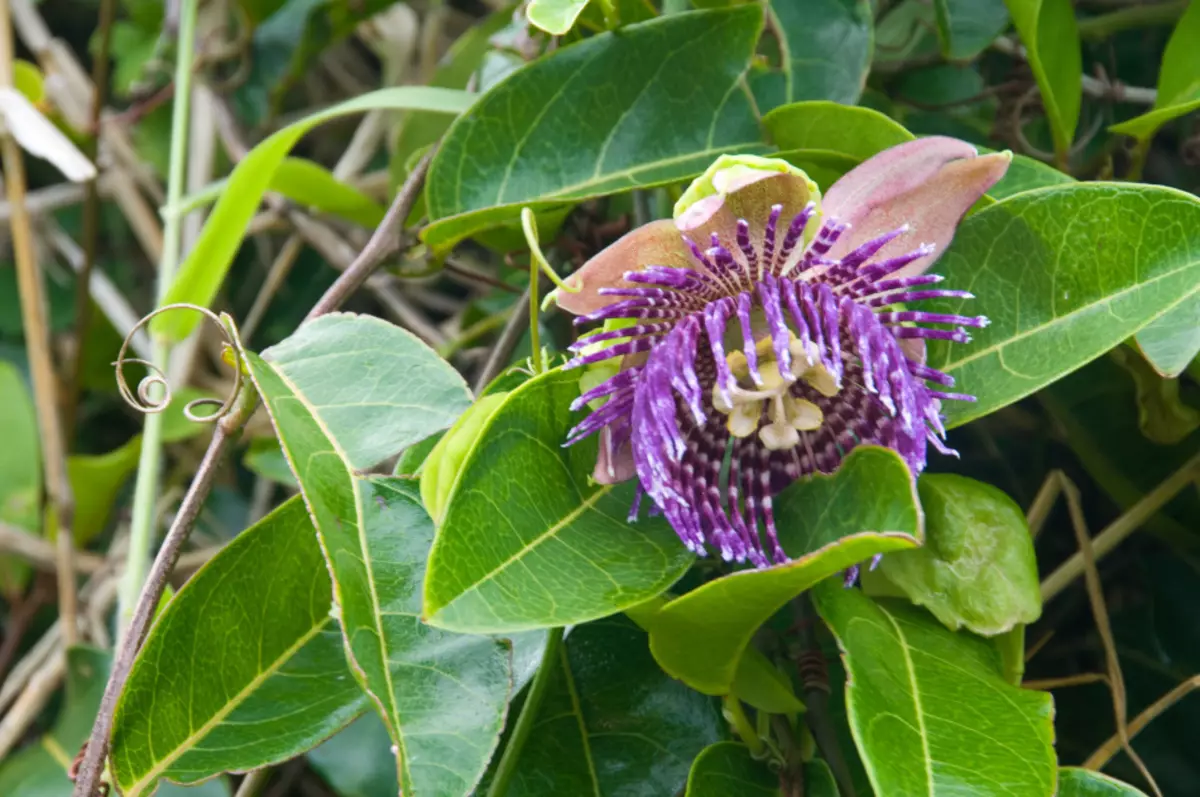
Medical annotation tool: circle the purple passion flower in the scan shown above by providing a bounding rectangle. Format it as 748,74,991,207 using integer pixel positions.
555,139,1010,568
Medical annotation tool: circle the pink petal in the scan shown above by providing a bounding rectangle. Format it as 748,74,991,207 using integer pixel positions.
553,219,692,316
677,170,818,254
593,425,636,484
824,138,1011,278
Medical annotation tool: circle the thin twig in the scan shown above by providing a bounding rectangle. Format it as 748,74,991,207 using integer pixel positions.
64,0,117,445
1085,675,1200,771
1023,673,1110,691
0,648,66,760
71,383,258,797
0,0,78,647
992,37,1157,104
235,768,273,797
1057,472,1162,797
794,596,857,797
304,149,435,321
474,283,534,394
0,520,217,575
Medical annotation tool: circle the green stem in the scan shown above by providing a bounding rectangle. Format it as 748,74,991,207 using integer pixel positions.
529,251,542,375
116,0,199,635
486,627,565,797
1127,137,1151,182
598,0,620,30
1077,0,1187,40
724,695,765,757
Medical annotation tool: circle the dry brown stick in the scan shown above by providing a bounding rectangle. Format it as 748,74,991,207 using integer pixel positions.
64,0,117,445
0,522,106,573
1058,473,1163,797
1086,675,1200,770
1023,673,1110,691
0,0,78,648
70,385,258,797
304,149,435,321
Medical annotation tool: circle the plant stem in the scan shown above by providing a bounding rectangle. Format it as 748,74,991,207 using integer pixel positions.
486,627,565,797
793,596,857,797
528,252,542,374
71,381,258,797
117,0,199,636
474,284,533,393
1077,0,1187,40
723,695,765,756
64,0,116,445
0,0,78,647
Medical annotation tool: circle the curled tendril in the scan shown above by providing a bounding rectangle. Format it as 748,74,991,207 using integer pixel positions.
114,303,244,424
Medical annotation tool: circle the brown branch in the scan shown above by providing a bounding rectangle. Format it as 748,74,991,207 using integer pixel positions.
304,149,435,321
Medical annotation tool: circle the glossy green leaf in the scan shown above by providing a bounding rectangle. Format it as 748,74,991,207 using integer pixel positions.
483,616,723,796
644,447,921,695
0,647,232,797
1109,0,1200,142
307,714,399,797
421,6,766,254
268,158,386,227
111,497,365,796
765,101,913,186
242,437,298,487
1134,297,1200,378
814,584,1057,797
247,338,513,796
154,87,472,342
1003,0,1081,158
758,0,873,106
422,368,694,633
987,152,1074,199
685,742,839,797
64,436,142,546
1057,768,1150,796
933,0,1010,59
393,431,444,478
526,0,591,35
880,474,1041,636
256,313,472,469
927,184,1200,427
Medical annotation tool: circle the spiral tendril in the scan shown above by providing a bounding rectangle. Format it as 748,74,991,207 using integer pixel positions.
114,303,244,424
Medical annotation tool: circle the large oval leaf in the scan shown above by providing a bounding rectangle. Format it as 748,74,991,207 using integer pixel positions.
644,446,921,695
245,318,515,797
933,0,1010,60
928,183,1200,427
814,584,1057,797
423,368,693,633
480,616,723,796
421,5,766,254
110,498,365,796
752,0,873,109
154,87,472,342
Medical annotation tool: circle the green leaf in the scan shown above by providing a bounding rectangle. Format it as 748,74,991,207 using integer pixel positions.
758,0,873,106
1057,768,1150,796
1109,0,1200,142
987,152,1074,199
526,0,591,35
685,742,777,796
307,714,399,797
1003,0,1081,158
933,0,1010,60
1111,345,1200,444
685,743,839,797
928,183,1200,428
880,474,1041,636
0,361,39,531
111,498,366,796
644,446,921,695
255,313,473,469
422,368,694,633
246,336,513,796
242,437,298,487
154,87,472,342
1133,297,1200,378
813,585,1057,797
65,436,142,546
267,158,386,227
421,6,767,254
764,101,913,185
483,616,723,796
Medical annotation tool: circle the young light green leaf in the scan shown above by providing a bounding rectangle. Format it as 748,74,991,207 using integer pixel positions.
765,101,913,186
526,0,591,35
928,183,1200,428
644,447,921,695
756,0,873,107
1133,297,1200,378
933,0,1010,60
258,313,472,470
813,585,1057,797
1004,0,1081,159
421,6,766,254
880,474,1041,636
65,436,142,545
423,368,693,633
153,87,472,342
1057,767,1150,796
1109,0,1200,142
246,337,513,796
480,616,723,796
110,498,367,797
268,158,386,227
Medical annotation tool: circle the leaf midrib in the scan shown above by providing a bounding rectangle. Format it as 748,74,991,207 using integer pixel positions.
560,643,602,796
877,603,935,797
